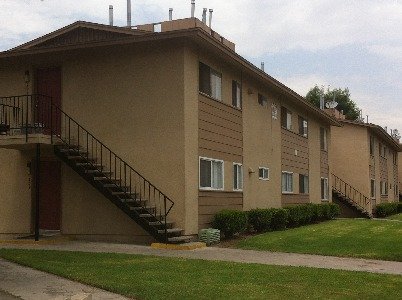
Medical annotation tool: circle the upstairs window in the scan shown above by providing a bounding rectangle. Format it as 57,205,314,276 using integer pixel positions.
259,167,269,180
258,93,268,107
233,163,243,191
370,136,375,156
320,127,328,151
282,171,293,193
199,62,222,101
321,177,329,200
393,152,397,165
281,107,292,130
232,81,242,109
199,157,223,190
379,143,387,158
298,116,308,138
299,174,309,194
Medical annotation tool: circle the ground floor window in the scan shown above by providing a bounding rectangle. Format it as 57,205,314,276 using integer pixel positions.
233,163,243,191
199,157,224,190
321,177,329,200
299,174,309,194
370,179,375,199
282,172,293,193
380,181,388,195
259,167,269,180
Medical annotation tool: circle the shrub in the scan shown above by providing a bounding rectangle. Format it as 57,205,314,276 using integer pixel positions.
375,203,399,218
285,206,302,228
271,208,289,230
398,202,402,213
248,209,274,233
212,210,248,238
328,203,341,219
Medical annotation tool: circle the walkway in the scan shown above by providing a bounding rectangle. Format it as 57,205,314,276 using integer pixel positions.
1,241,402,276
0,258,130,300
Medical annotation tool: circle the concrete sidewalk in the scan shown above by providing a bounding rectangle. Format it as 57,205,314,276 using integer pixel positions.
1,241,402,275
0,258,130,300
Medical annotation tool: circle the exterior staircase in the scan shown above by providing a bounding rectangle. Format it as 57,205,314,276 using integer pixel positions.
331,173,373,218
0,94,190,244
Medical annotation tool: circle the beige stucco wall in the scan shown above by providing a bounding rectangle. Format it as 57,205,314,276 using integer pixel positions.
331,123,371,197
399,152,402,197
0,149,32,235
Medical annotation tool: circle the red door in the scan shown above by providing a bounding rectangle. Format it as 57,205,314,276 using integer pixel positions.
35,68,62,134
39,161,61,230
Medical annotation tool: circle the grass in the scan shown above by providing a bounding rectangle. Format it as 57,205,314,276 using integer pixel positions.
237,219,402,261
0,249,401,300
387,213,402,221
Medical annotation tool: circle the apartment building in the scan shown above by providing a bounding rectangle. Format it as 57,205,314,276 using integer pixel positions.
0,18,338,243
326,109,401,216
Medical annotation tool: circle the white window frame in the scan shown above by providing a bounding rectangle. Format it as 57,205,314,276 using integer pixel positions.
232,80,242,109
233,163,243,191
380,181,388,196
258,167,270,180
321,177,329,200
210,69,222,101
320,128,328,151
199,157,224,191
282,171,293,193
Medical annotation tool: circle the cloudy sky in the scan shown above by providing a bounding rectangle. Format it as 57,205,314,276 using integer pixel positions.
1,0,401,131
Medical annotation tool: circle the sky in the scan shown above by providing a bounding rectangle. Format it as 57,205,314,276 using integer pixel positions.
1,0,401,132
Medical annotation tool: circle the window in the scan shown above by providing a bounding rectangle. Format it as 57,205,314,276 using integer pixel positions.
281,107,292,130
232,81,242,109
199,62,222,100
380,181,388,195
298,116,308,137
370,179,375,199
370,136,375,156
395,185,399,196
259,167,269,180
321,177,329,200
393,152,397,165
320,127,328,151
282,172,293,193
258,93,267,106
199,157,224,190
233,163,243,191
299,174,309,194
379,143,387,158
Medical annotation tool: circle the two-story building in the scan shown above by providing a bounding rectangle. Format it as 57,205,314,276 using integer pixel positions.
0,18,339,243
326,109,401,216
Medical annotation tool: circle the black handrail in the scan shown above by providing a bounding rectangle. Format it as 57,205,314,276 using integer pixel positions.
0,94,174,241
331,173,372,215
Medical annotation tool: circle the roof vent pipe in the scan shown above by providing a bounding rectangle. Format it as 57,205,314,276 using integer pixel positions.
191,0,195,18
169,8,173,21
261,62,265,72
109,5,114,26
127,0,132,27
209,9,213,28
202,8,207,24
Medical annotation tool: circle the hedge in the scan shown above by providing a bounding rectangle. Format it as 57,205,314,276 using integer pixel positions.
213,203,340,238
375,203,400,218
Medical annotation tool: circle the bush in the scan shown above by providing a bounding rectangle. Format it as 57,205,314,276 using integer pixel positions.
375,203,399,218
328,203,341,219
285,206,302,228
248,209,274,233
212,210,248,238
398,202,402,213
271,208,289,230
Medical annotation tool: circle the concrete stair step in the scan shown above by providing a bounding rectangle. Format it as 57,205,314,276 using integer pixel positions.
168,236,192,243
158,228,183,234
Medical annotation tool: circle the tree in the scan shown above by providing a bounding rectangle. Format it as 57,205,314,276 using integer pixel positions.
305,85,360,120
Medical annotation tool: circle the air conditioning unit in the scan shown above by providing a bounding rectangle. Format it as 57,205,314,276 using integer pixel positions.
199,228,220,245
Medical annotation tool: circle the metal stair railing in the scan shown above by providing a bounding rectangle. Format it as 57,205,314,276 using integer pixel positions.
0,94,174,242
331,173,372,215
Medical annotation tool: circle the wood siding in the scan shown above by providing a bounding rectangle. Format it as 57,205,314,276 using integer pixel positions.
199,95,243,162
281,128,309,174
282,194,310,206
198,191,243,229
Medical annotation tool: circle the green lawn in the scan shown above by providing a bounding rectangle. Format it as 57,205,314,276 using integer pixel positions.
387,213,402,221
0,249,401,300
237,219,402,261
